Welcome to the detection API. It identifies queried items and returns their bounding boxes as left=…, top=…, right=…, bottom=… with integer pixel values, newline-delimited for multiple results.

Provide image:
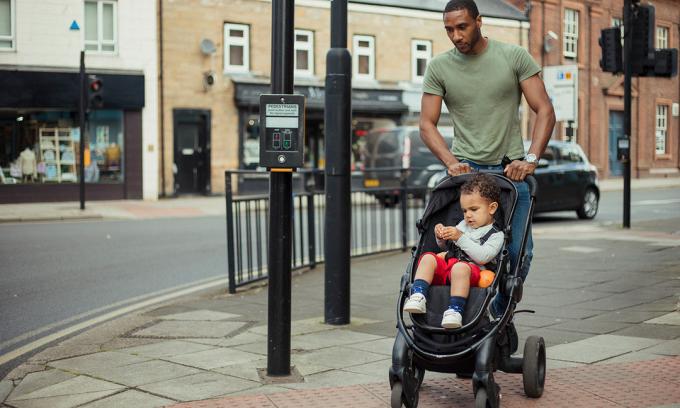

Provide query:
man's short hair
left=443, top=0, right=480, bottom=19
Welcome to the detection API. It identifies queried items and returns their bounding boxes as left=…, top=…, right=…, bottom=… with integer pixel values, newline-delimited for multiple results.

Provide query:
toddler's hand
left=434, top=223, right=445, bottom=239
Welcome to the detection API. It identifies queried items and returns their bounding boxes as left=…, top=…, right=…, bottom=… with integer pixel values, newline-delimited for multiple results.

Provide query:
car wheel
left=577, top=187, right=599, bottom=219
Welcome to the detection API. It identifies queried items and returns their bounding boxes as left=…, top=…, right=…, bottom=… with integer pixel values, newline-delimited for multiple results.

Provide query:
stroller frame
left=389, top=173, right=546, bottom=408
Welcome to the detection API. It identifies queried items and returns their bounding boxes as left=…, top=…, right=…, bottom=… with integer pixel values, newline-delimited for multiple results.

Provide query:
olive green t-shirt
left=423, top=39, right=541, bottom=165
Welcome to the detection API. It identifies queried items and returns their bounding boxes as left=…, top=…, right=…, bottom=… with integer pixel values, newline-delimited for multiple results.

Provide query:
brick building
left=159, top=0, right=530, bottom=196
left=509, top=0, right=679, bottom=178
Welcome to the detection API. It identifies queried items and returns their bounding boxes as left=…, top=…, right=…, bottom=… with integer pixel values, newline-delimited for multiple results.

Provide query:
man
left=420, top=0, right=555, bottom=317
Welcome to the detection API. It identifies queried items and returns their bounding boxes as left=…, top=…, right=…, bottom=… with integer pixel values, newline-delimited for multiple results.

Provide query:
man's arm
left=419, top=93, right=470, bottom=176
left=504, top=74, right=556, bottom=181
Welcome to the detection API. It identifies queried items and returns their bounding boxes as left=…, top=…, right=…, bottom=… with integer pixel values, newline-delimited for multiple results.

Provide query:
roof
left=349, top=0, right=527, bottom=21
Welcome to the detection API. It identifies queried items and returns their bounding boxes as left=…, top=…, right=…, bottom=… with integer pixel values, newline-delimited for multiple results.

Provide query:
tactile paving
left=169, top=356, right=680, bottom=407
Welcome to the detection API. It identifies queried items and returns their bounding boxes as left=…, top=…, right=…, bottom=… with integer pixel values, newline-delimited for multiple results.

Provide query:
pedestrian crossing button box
left=259, top=94, right=305, bottom=169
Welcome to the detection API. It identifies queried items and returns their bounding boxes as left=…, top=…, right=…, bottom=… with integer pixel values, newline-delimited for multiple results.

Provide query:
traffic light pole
left=267, top=0, right=294, bottom=377
left=324, top=0, right=351, bottom=325
left=79, top=51, right=86, bottom=211
left=623, top=0, right=632, bottom=228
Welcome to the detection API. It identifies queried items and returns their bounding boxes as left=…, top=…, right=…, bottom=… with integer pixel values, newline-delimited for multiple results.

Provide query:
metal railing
left=225, top=168, right=431, bottom=293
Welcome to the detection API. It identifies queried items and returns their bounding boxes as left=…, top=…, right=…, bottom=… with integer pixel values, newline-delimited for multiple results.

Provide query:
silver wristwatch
left=525, top=153, right=538, bottom=165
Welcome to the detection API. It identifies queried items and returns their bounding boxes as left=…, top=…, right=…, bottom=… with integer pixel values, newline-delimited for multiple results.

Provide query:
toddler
left=403, top=173, right=503, bottom=328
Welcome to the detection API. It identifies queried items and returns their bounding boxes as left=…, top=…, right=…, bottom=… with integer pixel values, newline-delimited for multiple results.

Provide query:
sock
left=411, top=279, right=430, bottom=297
left=449, top=296, right=467, bottom=314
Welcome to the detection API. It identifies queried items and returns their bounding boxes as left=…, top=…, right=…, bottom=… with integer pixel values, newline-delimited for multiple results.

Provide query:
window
left=559, top=145, right=584, bottom=163
left=224, top=23, right=250, bottom=73
left=0, top=110, right=125, bottom=185
left=657, top=26, right=669, bottom=49
left=411, top=40, right=431, bottom=83
left=353, top=35, right=375, bottom=80
left=294, top=29, right=314, bottom=76
left=84, top=0, right=117, bottom=53
left=655, top=105, right=668, bottom=155
left=563, top=8, right=579, bottom=60
left=0, top=0, right=14, bottom=50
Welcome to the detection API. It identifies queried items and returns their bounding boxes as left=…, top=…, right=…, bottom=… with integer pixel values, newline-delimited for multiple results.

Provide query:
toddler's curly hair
left=460, top=173, right=501, bottom=204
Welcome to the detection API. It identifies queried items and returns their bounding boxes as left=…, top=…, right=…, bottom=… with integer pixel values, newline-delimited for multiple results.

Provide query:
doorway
left=608, top=110, right=624, bottom=177
left=173, top=110, right=211, bottom=194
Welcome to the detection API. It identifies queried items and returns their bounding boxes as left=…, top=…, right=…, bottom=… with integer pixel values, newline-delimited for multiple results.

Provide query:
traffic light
left=599, top=27, right=623, bottom=74
left=630, top=4, right=655, bottom=75
left=88, top=75, right=104, bottom=109
left=637, top=48, right=679, bottom=78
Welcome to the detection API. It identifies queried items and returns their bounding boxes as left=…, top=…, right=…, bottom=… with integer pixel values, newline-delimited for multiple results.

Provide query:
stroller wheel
left=391, top=381, right=403, bottom=408
left=475, top=387, right=491, bottom=408
left=522, top=336, right=546, bottom=398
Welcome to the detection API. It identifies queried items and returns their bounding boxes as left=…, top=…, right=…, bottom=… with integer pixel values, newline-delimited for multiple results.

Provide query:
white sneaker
left=403, top=293, right=427, bottom=314
left=441, top=309, right=463, bottom=329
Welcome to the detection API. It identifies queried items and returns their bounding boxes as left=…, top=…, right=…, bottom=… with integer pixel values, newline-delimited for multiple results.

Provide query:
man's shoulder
left=430, top=49, right=454, bottom=66
left=490, top=39, right=526, bottom=57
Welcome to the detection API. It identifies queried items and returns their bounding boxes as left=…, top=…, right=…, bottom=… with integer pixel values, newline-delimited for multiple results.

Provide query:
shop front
left=232, top=78, right=408, bottom=194
left=0, top=69, right=145, bottom=203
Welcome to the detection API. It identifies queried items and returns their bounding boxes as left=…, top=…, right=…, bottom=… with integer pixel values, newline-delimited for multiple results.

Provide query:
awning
left=233, top=79, right=408, bottom=114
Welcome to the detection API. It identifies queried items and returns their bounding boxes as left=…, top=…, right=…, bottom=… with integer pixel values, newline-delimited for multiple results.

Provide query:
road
left=0, top=186, right=678, bottom=376
left=0, top=216, right=227, bottom=372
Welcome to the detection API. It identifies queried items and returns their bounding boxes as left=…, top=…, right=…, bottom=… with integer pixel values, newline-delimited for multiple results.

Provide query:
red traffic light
left=89, top=79, right=102, bottom=92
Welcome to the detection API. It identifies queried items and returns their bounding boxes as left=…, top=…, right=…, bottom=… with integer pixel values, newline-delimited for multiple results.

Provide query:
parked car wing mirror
left=537, top=158, right=550, bottom=168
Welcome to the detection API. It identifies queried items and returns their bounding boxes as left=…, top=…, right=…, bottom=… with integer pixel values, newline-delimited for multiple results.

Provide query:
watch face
left=526, top=154, right=537, bottom=163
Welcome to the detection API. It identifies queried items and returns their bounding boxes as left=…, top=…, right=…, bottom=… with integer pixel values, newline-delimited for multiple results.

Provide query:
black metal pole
left=225, top=171, right=237, bottom=294
left=267, top=0, right=294, bottom=376
left=623, top=0, right=632, bottom=228
left=79, top=51, right=86, bottom=210
left=324, top=0, right=352, bottom=325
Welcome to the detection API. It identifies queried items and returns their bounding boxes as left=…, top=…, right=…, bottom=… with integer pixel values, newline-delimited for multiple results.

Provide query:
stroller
left=389, top=172, right=545, bottom=408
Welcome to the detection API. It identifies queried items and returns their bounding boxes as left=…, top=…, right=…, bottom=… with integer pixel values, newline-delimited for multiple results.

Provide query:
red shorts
left=417, top=252, right=481, bottom=286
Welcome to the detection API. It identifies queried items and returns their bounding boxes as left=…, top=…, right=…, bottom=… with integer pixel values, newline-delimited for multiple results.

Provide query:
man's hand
left=504, top=160, right=536, bottom=181
left=447, top=162, right=471, bottom=177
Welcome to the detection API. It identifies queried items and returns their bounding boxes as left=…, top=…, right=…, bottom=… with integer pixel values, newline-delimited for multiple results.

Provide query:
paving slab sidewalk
left=2, top=217, right=679, bottom=408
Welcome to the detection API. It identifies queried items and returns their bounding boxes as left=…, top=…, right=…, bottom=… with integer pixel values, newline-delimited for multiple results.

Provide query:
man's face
left=443, top=9, right=482, bottom=54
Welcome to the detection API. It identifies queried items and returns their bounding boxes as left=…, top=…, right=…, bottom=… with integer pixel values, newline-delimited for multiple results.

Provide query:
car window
left=376, top=130, right=401, bottom=154
left=540, top=146, right=558, bottom=164
left=558, top=145, right=584, bottom=163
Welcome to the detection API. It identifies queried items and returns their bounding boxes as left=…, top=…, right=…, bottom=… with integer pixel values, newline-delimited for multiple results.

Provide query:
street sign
left=543, top=65, right=578, bottom=122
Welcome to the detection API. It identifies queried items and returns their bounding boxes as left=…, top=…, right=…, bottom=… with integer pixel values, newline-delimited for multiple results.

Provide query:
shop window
left=242, top=116, right=260, bottom=169
left=224, top=23, right=250, bottom=74
left=0, top=0, right=14, bottom=50
left=411, top=40, right=431, bottom=83
left=656, top=26, right=669, bottom=49
left=84, top=0, right=117, bottom=53
left=87, top=110, right=124, bottom=183
left=0, top=110, right=124, bottom=185
left=353, top=35, right=375, bottom=81
left=655, top=105, right=668, bottom=155
left=294, top=29, right=314, bottom=77
left=563, top=8, right=579, bottom=60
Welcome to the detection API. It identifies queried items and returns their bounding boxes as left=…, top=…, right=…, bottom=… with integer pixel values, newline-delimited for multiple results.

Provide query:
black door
left=173, top=110, right=210, bottom=194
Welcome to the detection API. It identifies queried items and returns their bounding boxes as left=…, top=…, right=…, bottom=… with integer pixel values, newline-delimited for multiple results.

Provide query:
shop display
left=39, top=128, right=77, bottom=183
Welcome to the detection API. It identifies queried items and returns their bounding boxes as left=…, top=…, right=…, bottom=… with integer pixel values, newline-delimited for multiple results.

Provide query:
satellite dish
left=200, top=38, right=216, bottom=55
